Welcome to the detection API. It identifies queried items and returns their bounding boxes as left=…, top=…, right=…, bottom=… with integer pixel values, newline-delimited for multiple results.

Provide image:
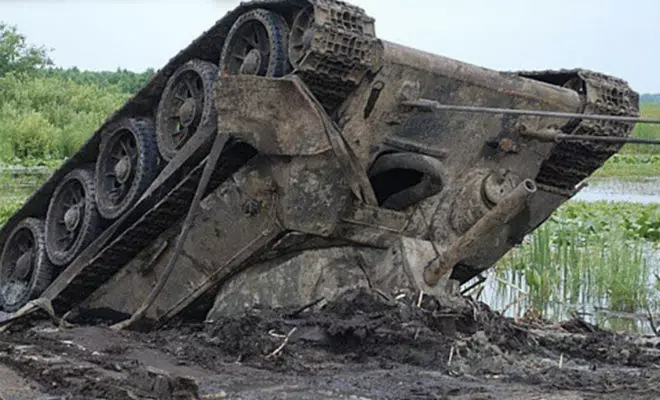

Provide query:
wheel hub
left=1, top=282, right=26, bottom=307
left=12, top=251, right=32, bottom=281
left=240, top=49, right=262, bottom=75
left=302, top=28, right=315, bottom=52
left=178, top=98, right=197, bottom=126
left=64, top=205, right=81, bottom=232
left=114, top=155, right=132, bottom=184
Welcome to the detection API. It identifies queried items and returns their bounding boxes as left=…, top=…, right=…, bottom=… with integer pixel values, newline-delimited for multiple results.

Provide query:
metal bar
left=521, top=129, right=660, bottom=145
left=424, top=179, right=538, bottom=287
left=402, top=99, right=660, bottom=124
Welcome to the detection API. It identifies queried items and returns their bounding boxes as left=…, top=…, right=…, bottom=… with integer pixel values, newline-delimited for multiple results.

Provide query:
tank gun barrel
left=401, top=99, right=660, bottom=125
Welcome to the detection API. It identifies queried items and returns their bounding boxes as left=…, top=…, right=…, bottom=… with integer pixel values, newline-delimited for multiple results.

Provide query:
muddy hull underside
left=85, top=43, right=638, bottom=325
left=0, top=0, right=639, bottom=327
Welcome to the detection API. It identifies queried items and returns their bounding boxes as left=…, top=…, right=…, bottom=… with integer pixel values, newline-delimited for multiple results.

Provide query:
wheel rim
left=99, top=128, right=139, bottom=207
left=161, top=71, right=205, bottom=151
left=48, top=178, right=88, bottom=254
left=222, top=20, right=272, bottom=76
left=0, top=227, right=36, bottom=308
left=289, top=6, right=315, bottom=69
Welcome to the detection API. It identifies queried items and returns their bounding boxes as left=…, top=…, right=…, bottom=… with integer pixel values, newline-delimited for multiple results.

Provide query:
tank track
left=52, top=143, right=256, bottom=312
left=294, top=0, right=382, bottom=111
left=0, top=0, right=380, bottom=314
left=516, top=69, right=640, bottom=191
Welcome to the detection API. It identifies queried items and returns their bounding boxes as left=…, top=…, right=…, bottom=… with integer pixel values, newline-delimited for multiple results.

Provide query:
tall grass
left=492, top=200, right=660, bottom=332
left=623, top=103, right=660, bottom=155
left=594, top=103, right=660, bottom=177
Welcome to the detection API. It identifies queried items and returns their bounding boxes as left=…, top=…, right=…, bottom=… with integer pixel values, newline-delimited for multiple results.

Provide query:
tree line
left=641, top=94, right=660, bottom=104
left=1, top=22, right=153, bottom=94
left=0, top=22, right=153, bottom=164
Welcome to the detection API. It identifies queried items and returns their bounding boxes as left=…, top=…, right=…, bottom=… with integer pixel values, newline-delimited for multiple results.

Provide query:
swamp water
left=474, top=177, right=660, bottom=335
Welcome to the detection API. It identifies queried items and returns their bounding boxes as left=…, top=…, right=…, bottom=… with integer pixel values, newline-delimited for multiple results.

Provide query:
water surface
left=574, top=177, right=660, bottom=203
left=475, top=176, right=660, bottom=335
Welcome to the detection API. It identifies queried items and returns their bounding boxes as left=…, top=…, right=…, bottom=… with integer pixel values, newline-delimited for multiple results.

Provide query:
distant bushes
left=0, top=22, right=154, bottom=164
left=37, top=67, right=154, bottom=95
left=640, top=93, right=660, bottom=104
left=0, top=72, right=131, bottom=163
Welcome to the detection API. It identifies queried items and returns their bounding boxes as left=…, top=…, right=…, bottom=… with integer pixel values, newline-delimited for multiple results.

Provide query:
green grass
left=493, top=200, right=660, bottom=332
left=623, top=103, right=660, bottom=155
left=590, top=104, right=660, bottom=177
left=595, top=154, right=660, bottom=178
left=0, top=161, right=59, bottom=227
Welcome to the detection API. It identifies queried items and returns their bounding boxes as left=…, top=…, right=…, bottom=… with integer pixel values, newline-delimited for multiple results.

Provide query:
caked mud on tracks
left=1, top=288, right=660, bottom=399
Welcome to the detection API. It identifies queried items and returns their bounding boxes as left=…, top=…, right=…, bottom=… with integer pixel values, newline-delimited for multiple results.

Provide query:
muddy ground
left=1, top=288, right=659, bottom=400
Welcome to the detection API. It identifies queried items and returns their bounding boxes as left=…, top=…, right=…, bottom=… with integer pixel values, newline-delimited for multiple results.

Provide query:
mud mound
left=149, top=288, right=484, bottom=371
left=1, top=288, right=660, bottom=399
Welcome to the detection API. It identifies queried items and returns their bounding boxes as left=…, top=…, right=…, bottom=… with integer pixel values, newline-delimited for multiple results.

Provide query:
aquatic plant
left=491, top=200, right=660, bottom=333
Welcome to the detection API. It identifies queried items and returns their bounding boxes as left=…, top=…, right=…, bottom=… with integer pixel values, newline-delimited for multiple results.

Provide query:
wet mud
left=1, top=288, right=659, bottom=399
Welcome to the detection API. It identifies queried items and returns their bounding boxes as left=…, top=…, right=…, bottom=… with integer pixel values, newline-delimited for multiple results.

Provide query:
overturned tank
left=0, top=0, right=640, bottom=328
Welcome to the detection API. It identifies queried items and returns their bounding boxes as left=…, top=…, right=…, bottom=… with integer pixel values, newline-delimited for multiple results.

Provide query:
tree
left=0, top=22, right=53, bottom=76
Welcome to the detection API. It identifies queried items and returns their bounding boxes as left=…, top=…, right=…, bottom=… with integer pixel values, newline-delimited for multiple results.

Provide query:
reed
left=493, top=200, right=659, bottom=332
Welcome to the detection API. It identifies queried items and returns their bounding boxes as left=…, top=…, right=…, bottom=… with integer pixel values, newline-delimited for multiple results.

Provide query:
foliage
left=493, top=200, right=660, bottom=332
left=38, top=67, right=155, bottom=94
left=595, top=154, right=660, bottom=178
left=0, top=73, right=130, bottom=161
left=0, top=22, right=53, bottom=76
left=552, top=200, right=660, bottom=242
left=0, top=23, right=155, bottom=164
left=0, top=196, right=25, bottom=227
left=621, top=103, right=660, bottom=155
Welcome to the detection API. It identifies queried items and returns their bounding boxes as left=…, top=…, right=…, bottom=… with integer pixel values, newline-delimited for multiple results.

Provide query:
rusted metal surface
left=0, top=1, right=641, bottom=329
left=521, top=128, right=660, bottom=145
left=424, top=179, right=537, bottom=287
left=401, top=100, right=658, bottom=124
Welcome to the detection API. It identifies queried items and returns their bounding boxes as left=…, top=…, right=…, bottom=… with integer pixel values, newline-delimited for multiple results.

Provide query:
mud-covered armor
left=517, top=69, right=640, bottom=191
left=0, top=0, right=639, bottom=329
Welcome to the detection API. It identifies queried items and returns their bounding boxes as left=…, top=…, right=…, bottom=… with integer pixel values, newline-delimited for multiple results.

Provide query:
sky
left=0, top=0, right=658, bottom=93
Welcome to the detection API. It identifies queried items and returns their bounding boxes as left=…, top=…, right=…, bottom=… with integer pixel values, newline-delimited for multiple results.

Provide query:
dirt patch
left=1, top=288, right=659, bottom=399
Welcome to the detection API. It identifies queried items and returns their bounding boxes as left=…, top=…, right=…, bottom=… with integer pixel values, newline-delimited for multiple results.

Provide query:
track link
left=296, top=0, right=382, bottom=111
left=517, top=69, right=639, bottom=190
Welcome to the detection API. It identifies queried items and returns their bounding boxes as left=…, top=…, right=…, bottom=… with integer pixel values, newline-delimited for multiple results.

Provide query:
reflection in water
left=475, top=177, right=660, bottom=335
left=574, top=177, right=660, bottom=203
left=477, top=249, right=660, bottom=336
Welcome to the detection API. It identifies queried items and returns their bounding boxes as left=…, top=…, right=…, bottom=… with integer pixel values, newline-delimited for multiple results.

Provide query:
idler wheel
left=0, top=218, right=53, bottom=312
left=288, top=5, right=315, bottom=69
left=219, top=8, right=290, bottom=77
left=96, top=118, right=160, bottom=220
left=45, top=167, right=102, bottom=267
left=156, top=60, right=219, bottom=161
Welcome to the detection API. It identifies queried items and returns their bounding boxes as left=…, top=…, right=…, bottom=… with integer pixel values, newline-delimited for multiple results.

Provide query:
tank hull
left=0, top=0, right=639, bottom=327
left=82, top=42, right=636, bottom=326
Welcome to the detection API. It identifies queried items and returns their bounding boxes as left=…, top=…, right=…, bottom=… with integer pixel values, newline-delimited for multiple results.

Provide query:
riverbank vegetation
left=487, top=200, right=660, bottom=334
